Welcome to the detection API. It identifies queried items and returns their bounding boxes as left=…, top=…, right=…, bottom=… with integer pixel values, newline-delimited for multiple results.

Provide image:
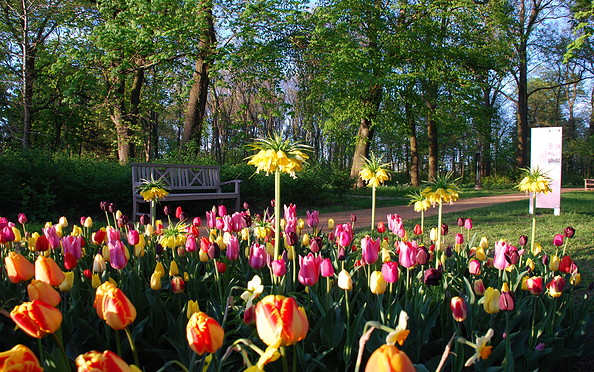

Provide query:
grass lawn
left=410, top=191, right=594, bottom=284
left=314, top=185, right=516, bottom=213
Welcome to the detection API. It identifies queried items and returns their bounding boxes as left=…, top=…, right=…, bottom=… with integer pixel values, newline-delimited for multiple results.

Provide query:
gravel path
left=313, top=188, right=584, bottom=230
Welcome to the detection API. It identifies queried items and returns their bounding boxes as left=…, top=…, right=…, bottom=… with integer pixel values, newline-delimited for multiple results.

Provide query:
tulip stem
left=436, top=202, right=443, bottom=269
left=37, top=338, right=45, bottom=368
left=280, top=346, right=289, bottom=372
left=53, top=329, right=71, bottom=372
left=371, top=186, right=376, bottom=230
left=124, top=326, right=140, bottom=367
left=155, top=360, right=190, bottom=372
left=530, top=193, right=536, bottom=254
left=115, top=329, right=122, bottom=359
left=274, top=170, right=281, bottom=283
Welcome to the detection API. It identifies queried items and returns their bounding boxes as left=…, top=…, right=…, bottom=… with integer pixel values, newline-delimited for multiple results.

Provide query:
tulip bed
left=1, top=198, right=594, bottom=372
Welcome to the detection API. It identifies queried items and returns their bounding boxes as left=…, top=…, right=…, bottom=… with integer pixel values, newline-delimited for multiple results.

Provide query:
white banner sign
left=530, top=127, right=562, bottom=216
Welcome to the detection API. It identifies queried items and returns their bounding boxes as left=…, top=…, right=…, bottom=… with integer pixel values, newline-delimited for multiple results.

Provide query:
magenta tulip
left=398, top=241, right=417, bottom=268
left=298, top=253, right=322, bottom=286
left=320, top=258, right=335, bottom=277
left=381, top=261, right=399, bottom=283
left=361, top=235, right=380, bottom=265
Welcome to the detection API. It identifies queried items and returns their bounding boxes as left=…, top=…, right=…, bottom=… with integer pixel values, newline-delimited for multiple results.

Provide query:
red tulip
left=10, top=300, right=63, bottom=338
left=450, top=296, right=468, bottom=322
left=186, top=312, right=224, bottom=355
left=0, top=344, right=43, bottom=372
left=75, top=350, right=133, bottom=372
left=255, top=295, right=309, bottom=347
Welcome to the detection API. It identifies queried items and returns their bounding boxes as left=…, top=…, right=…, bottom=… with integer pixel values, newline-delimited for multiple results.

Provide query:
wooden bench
left=131, top=163, right=241, bottom=219
left=585, top=179, right=594, bottom=191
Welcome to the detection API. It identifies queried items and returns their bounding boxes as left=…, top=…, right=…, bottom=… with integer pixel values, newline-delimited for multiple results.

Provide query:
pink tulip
left=468, top=259, right=481, bottom=275
left=193, top=217, right=202, bottom=227
left=298, top=253, right=322, bottom=286
left=464, top=218, right=473, bottom=230
left=494, top=240, right=511, bottom=270
left=43, top=226, right=60, bottom=249
left=306, top=210, right=319, bottom=228
left=320, top=258, right=335, bottom=277
left=226, top=235, right=239, bottom=261
left=381, top=261, right=399, bottom=283
left=526, top=277, right=544, bottom=295
left=231, top=212, right=246, bottom=232
left=285, top=217, right=297, bottom=233
left=455, top=233, right=464, bottom=245
left=218, top=205, right=227, bottom=217
left=206, top=211, right=216, bottom=229
left=335, top=223, right=354, bottom=247
left=361, top=235, right=380, bottom=265
left=284, top=204, right=296, bottom=220
left=18, top=213, right=28, bottom=224
left=108, top=240, right=128, bottom=270
left=62, top=235, right=83, bottom=261
left=271, top=259, right=286, bottom=276
left=398, top=241, right=417, bottom=268
left=249, top=243, right=267, bottom=270
left=222, top=215, right=233, bottom=232
left=185, top=235, right=197, bottom=253
left=552, top=234, right=564, bottom=247
left=387, top=214, right=403, bottom=235
left=127, top=230, right=139, bottom=246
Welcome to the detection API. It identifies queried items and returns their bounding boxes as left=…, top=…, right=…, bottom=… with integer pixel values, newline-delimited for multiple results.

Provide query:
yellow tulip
left=483, top=287, right=500, bottom=314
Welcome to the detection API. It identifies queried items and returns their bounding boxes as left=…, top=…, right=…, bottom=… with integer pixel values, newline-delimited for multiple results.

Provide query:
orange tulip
left=186, top=311, right=224, bottom=355
left=4, top=251, right=35, bottom=284
left=75, top=350, right=137, bottom=372
left=0, top=344, right=43, bottom=372
left=27, top=279, right=61, bottom=307
left=10, top=300, right=63, bottom=338
left=365, top=344, right=416, bottom=372
left=255, top=295, right=309, bottom=347
left=93, top=282, right=137, bottom=330
left=35, top=255, right=65, bottom=286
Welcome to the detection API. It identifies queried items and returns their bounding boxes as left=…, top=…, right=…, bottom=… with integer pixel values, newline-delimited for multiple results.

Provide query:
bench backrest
left=131, top=163, right=222, bottom=192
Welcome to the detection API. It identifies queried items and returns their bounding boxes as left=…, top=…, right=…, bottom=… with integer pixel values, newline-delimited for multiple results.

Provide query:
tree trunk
left=110, top=76, right=130, bottom=164
left=350, top=117, right=375, bottom=188
left=406, top=102, right=420, bottom=186
left=516, top=42, right=529, bottom=169
left=181, top=0, right=215, bottom=151
left=22, top=46, right=35, bottom=149
left=127, top=67, right=145, bottom=159
left=427, top=102, right=438, bottom=180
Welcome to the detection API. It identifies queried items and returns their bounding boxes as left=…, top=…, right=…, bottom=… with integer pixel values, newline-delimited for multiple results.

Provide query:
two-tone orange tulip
left=0, top=344, right=43, bottom=372
left=27, top=279, right=61, bottom=307
left=255, top=295, right=309, bottom=348
left=186, top=312, right=224, bottom=355
left=4, top=252, right=35, bottom=283
left=365, top=344, right=416, bottom=372
left=75, top=350, right=139, bottom=372
left=93, top=282, right=137, bottom=330
left=10, top=300, right=63, bottom=338
left=35, top=255, right=65, bottom=286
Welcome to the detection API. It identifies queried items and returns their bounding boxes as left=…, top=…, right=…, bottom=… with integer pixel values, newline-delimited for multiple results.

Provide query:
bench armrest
left=220, top=180, right=242, bottom=193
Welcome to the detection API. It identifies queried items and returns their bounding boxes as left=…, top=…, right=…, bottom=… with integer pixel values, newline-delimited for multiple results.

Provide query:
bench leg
left=235, top=197, right=240, bottom=212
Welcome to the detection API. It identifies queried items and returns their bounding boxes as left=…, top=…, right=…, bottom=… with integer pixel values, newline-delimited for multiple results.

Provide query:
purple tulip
left=494, top=240, right=512, bottom=270
left=306, top=210, right=319, bottom=228
left=416, top=245, right=430, bottom=265
left=423, top=268, right=442, bottom=286
left=43, top=226, right=60, bottom=249
left=62, top=235, right=83, bottom=261
left=109, top=240, right=128, bottom=269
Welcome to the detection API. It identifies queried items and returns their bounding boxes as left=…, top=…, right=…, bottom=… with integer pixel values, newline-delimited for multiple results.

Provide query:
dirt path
left=314, top=188, right=584, bottom=230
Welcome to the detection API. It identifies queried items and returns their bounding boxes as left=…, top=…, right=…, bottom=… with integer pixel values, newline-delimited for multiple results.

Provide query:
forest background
left=1, top=0, right=594, bottom=221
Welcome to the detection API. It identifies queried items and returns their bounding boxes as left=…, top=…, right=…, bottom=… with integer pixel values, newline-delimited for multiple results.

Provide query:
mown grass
left=410, top=191, right=594, bottom=283
left=314, top=185, right=517, bottom=213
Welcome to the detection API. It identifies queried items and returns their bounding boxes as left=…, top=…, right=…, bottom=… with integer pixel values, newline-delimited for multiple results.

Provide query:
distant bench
left=131, top=163, right=241, bottom=220
left=585, top=179, right=594, bottom=191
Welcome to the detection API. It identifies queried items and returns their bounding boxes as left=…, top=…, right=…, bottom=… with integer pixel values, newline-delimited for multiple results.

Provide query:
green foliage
left=0, top=150, right=130, bottom=221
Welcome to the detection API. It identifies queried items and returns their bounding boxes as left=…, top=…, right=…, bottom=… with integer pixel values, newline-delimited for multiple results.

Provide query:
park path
left=313, top=188, right=584, bottom=230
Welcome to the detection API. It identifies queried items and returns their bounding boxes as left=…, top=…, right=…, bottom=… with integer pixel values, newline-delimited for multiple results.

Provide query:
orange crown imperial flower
left=255, top=295, right=309, bottom=348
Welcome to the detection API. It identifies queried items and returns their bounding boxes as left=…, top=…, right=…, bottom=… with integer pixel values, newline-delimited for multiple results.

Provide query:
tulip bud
left=416, top=246, right=430, bottom=265
left=320, top=258, right=335, bottom=277
left=457, top=217, right=465, bottom=227
left=376, top=221, right=386, bottom=233
left=483, top=287, right=501, bottom=314
left=381, top=261, right=398, bottom=283
left=186, top=300, right=200, bottom=319
left=18, top=213, right=28, bottom=224
left=370, top=271, right=387, bottom=294
left=150, top=272, right=162, bottom=290
left=186, top=312, right=225, bottom=355
left=450, top=296, right=468, bottom=322
left=464, top=218, right=473, bottom=230
left=473, top=279, right=485, bottom=295
left=468, top=259, right=481, bottom=275
left=552, top=234, right=563, bottom=247
left=499, top=283, right=514, bottom=311
left=518, top=235, right=528, bottom=246
left=479, top=237, right=489, bottom=249
left=564, top=226, right=575, bottom=238
left=169, top=261, right=180, bottom=276
left=441, top=223, right=449, bottom=235
left=271, top=259, right=287, bottom=276
left=429, top=228, right=438, bottom=241
left=337, top=270, right=352, bottom=290
left=327, top=219, right=335, bottom=230
left=92, top=273, right=101, bottom=288
left=171, top=276, right=185, bottom=293
left=59, top=272, right=75, bottom=292
left=549, top=255, right=560, bottom=271
left=455, top=233, right=464, bottom=245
